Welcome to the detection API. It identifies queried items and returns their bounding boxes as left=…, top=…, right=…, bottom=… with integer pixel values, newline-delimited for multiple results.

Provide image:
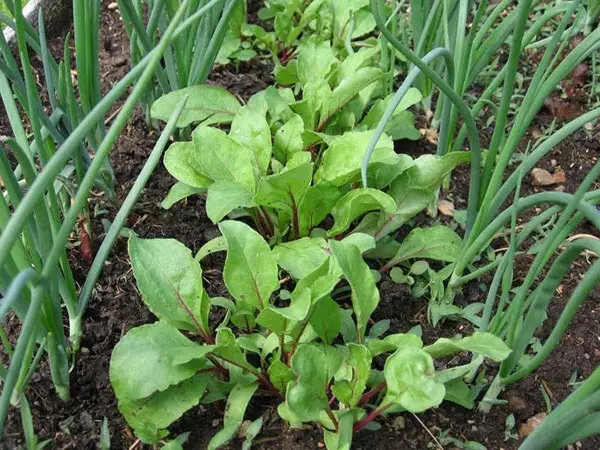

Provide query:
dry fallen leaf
left=544, top=96, right=583, bottom=121
left=519, top=412, right=547, bottom=439
left=420, top=128, right=439, bottom=145
left=531, top=168, right=567, bottom=186
left=438, top=200, right=455, bottom=217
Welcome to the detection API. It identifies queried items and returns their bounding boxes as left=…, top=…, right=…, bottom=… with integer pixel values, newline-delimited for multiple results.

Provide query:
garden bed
left=2, top=1, right=600, bottom=449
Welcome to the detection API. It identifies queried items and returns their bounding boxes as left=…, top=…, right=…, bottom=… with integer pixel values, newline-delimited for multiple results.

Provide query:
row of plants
left=107, top=0, right=600, bottom=449
left=0, top=0, right=599, bottom=448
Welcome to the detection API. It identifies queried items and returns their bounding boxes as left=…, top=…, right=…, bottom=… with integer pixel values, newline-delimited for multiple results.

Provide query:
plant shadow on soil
left=1, top=1, right=600, bottom=448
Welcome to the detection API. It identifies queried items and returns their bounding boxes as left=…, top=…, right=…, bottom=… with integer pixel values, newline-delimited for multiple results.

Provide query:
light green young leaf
left=332, top=344, right=372, bottom=407
left=151, top=85, right=241, bottom=127
left=368, top=333, right=424, bottom=356
left=309, top=296, right=342, bottom=345
left=164, top=142, right=212, bottom=188
left=387, top=226, right=462, bottom=266
left=119, top=374, right=210, bottom=444
left=129, top=236, right=209, bottom=333
left=287, top=343, right=344, bottom=422
left=314, top=131, right=398, bottom=186
left=110, top=322, right=213, bottom=401
left=256, top=288, right=312, bottom=335
left=220, top=221, right=279, bottom=310
left=161, top=182, right=206, bottom=210
left=323, top=409, right=354, bottom=450
left=341, top=233, right=376, bottom=254
left=230, top=106, right=272, bottom=175
left=255, top=163, right=313, bottom=214
left=241, top=417, right=264, bottom=450
left=269, top=359, right=293, bottom=393
left=206, top=181, right=256, bottom=223
left=195, top=237, right=227, bottom=262
left=385, top=111, right=421, bottom=141
left=273, top=237, right=330, bottom=279
left=298, top=182, right=341, bottom=237
left=208, top=383, right=259, bottom=450
left=192, top=126, right=257, bottom=192
left=361, top=89, right=422, bottom=129
left=274, top=114, right=305, bottom=163
left=423, top=332, right=511, bottom=362
left=337, top=45, right=381, bottom=83
left=407, top=152, right=471, bottom=190
left=297, top=38, right=335, bottom=84
left=330, top=240, right=379, bottom=340
left=318, top=67, right=383, bottom=130
left=384, top=347, right=445, bottom=412
left=443, top=379, right=474, bottom=409
left=293, top=79, right=332, bottom=130
left=328, top=188, right=397, bottom=237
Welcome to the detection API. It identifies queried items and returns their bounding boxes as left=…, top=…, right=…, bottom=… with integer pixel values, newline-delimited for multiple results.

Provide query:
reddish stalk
left=358, top=381, right=387, bottom=407
left=353, top=403, right=392, bottom=433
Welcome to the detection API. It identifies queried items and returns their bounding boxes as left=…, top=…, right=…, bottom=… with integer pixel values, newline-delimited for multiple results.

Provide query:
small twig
left=105, top=105, right=124, bottom=126
left=128, top=438, right=141, bottom=450
left=411, top=413, right=444, bottom=450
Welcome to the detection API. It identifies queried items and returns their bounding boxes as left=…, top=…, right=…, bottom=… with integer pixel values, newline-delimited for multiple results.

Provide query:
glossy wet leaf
left=129, top=236, right=209, bottom=333
left=151, top=85, right=241, bottom=127
left=206, top=181, right=256, bottom=223
left=230, top=106, right=272, bottom=175
left=220, top=221, right=279, bottom=310
left=192, top=126, right=257, bottom=193
left=119, top=374, right=210, bottom=444
left=384, top=346, right=445, bottom=412
left=164, top=142, right=212, bottom=188
left=110, top=322, right=213, bottom=401
left=330, top=240, right=379, bottom=340
left=208, top=383, right=258, bottom=450
left=423, top=332, right=511, bottom=362
left=328, top=188, right=397, bottom=237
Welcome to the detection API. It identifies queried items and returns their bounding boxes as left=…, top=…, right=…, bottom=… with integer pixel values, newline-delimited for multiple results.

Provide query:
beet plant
left=110, top=221, right=510, bottom=448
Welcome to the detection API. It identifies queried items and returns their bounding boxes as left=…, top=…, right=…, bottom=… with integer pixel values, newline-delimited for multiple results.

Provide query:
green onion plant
left=0, top=0, right=225, bottom=438
left=363, top=0, right=600, bottom=418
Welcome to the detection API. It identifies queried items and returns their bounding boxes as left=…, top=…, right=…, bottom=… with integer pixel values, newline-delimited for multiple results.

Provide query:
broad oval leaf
left=151, top=85, right=241, bottom=127
left=387, top=225, right=463, bottom=267
left=273, top=237, right=330, bottom=279
left=297, top=38, right=335, bottom=84
left=206, top=181, right=256, bottom=223
left=129, top=236, right=209, bottom=333
left=220, top=220, right=279, bottom=310
left=110, top=322, right=213, bottom=400
left=423, top=332, right=511, bottom=362
left=255, top=163, right=313, bottom=214
left=230, top=105, right=272, bottom=175
left=328, top=188, right=397, bottom=237
left=298, top=182, right=341, bottom=237
left=384, top=346, right=445, bottom=413
left=274, top=114, right=305, bottom=163
left=161, top=182, right=206, bottom=210
left=164, top=142, right=212, bottom=188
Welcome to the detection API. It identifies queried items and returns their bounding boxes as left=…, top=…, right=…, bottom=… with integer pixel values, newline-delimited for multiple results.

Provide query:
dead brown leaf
left=531, top=168, right=567, bottom=186
left=438, top=200, right=455, bottom=217
left=544, top=96, right=583, bottom=121
left=519, top=412, right=547, bottom=439
left=420, top=128, right=438, bottom=145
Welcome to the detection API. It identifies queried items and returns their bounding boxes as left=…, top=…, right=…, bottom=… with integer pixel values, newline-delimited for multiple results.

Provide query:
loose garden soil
left=1, top=1, right=599, bottom=449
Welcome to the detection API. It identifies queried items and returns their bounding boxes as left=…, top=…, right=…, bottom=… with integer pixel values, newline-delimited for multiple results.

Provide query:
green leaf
left=315, top=131, right=400, bottom=186
left=342, top=233, right=376, bottom=254
left=255, top=163, right=313, bottom=214
left=119, top=374, right=210, bottom=444
left=191, top=126, right=258, bottom=192
left=423, top=332, right=511, bottom=362
left=384, top=347, right=445, bottom=412
left=361, top=89, right=422, bottom=129
left=220, top=221, right=279, bottom=310
left=387, top=226, right=463, bottom=267
left=151, top=85, right=241, bottom=128
left=309, top=296, right=342, bottom=344
left=298, top=182, right=341, bottom=237
left=368, top=333, right=423, bottom=356
left=195, top=236, right=227, bottom=262
left=268, top=359, right=293, bottom=392
left=297, top=38, right=335, bottom=84
left=275, top=60, right=300, bottom=85
left=330, top=240, right=379, bottom=340
left=385, top=111, right=421, bottom=141
left=129, top=236, right=209, bottom=333
left=206, top=181, right=256, bottom=223
left=110, top=322, right=213, bottom=401
left=286, top=343, right=344, bottom=422
left=256, top=288, right=312, bottom=335
left=332, top=344, right=371, bottom=407
left=323, top=409, right=354, bottom=450
left=208, top=383, right=259, bottom=450
left=318, top=67, right=383, bottom=130
left=241, top=417, right=264, bottom=450
left=230, top=106, right=272, bottom=175
left=273, top=237, right=330, bottom=279
left=274, top=114, right=305, bottom=163
left=328, top=188, right=397, bottom=237
left=161, top=182, right=206, bottom=210
left=164, top=142, right=212, bottom=188
left=443, top=379, right=474, bottom=409
left=406, top=152, right=471, bottom=190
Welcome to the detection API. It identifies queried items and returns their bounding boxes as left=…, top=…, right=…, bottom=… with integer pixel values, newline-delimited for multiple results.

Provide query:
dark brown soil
left=2, top=1, right=599, bottom=449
